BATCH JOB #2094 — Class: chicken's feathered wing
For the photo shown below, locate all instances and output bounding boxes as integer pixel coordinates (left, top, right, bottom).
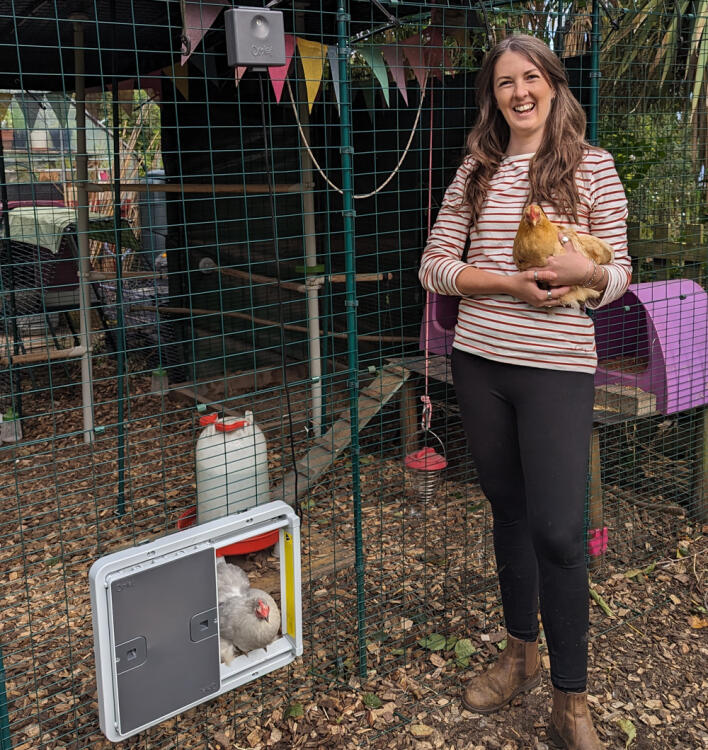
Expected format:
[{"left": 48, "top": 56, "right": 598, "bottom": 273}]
[{"left": 216, "top": 559, "right": 250, "bottom": 605}]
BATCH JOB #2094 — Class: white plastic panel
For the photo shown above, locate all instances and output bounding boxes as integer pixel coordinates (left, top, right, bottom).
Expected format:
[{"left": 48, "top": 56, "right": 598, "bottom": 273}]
[{"left": 89, "top": 500, "right": 302, "bottom": 742}]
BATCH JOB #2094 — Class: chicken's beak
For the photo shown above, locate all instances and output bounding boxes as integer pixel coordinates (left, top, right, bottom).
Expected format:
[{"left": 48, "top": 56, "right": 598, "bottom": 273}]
[
  {"left": 525, "top": 205, "right": 540, "bottom": 225},
  {"left": 256, "top": 600, "right": 270, "bottom": 621}
]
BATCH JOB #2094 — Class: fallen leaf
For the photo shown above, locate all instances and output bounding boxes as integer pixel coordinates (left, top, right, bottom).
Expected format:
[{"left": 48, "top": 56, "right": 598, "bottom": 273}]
[
  {"left": 688, "top": 615, "right": 708, "bottom": 629},
  {"left": 616, "top": 717, "right": 636, "bottom": 748},
  {"left": 362, "top": 692, "right": 382, "bottom": 709},
  {"left": 417, "top": 633, "right": 447, "bottom": 651},
  {"left": 285, "top": 703, "right": 304, "bottom": 719},
  {"left": 454, "top": 638, "right": 476, "bottom": 659}
]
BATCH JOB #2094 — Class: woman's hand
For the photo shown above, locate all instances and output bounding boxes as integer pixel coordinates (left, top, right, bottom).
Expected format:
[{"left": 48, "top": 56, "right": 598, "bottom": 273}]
[
  {"left": 507, "top": 269, "right": 572, "bottom": 308},
  {"left": 527, "top": 232, "right": 593, "bottom": 287}
]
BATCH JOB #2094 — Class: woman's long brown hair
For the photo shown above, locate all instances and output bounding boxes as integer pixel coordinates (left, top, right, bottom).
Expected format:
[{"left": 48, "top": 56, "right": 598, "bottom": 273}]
[{"left": 464, "top": 35, "right": 592, "bottom": 225}]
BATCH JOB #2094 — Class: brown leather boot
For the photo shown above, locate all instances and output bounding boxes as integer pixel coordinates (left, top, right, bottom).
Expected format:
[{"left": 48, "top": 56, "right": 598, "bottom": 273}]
[
  {"left": 461, "top": 633, "right": 541, "bottom": 713},
  {"left": 548, "top": 687, "right": 605, "bottom": 749}
]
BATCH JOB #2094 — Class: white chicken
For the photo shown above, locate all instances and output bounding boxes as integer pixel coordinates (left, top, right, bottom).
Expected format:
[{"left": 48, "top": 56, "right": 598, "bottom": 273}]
[
  {"left": 216, "top": 557, "right": 250, "bottom": 603},
  {"left": 216, "top": 560, "right": 281, "bottom": 665}
]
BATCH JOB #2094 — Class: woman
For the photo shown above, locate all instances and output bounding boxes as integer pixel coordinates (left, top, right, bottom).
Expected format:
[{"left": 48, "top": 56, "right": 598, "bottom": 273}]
[{"left": 419, "top": 35, "right": 631, "bottom": 749}]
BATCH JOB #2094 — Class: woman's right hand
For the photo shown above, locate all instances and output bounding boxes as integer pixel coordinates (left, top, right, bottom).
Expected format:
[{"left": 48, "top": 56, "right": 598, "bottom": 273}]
[{"left": 507, "top": 269, "right": 572, "bottom": 309}]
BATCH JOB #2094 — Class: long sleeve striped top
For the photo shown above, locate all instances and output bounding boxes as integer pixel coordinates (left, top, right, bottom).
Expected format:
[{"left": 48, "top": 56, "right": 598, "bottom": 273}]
[{"left": 419, "top": 149, "right": 631, "bottom": 374}]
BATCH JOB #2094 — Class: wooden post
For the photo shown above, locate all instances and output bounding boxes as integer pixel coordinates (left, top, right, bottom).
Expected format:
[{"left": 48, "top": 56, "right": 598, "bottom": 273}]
[
  {"left": 692, "top": 406, "right": 708, "bottom": 523},
  {"left": 400, "top": 378, "right": 418, "bottom": 455},
  {"left": 588, "top": 426, "right": 604, "bottom": 570}
]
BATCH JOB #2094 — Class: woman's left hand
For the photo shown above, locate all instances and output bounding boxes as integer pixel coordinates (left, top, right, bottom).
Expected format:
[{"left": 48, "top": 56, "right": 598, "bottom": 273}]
[{"left": 528, "top": 232, "right": 592, "bottom": 287}]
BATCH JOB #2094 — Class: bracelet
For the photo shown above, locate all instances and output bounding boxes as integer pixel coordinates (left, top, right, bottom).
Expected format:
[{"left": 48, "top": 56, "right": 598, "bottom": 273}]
[
  {"left": 580, "top": 259, "right": 596, "bottom": 287},
  {"left": 583, "top": 260, "right": 600, "bottom": 288}
]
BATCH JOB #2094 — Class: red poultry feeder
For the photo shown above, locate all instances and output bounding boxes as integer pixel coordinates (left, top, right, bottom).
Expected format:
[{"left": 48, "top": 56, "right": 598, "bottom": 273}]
[{"left": 405, "top": 444, "right": 448, "bottom": 503}]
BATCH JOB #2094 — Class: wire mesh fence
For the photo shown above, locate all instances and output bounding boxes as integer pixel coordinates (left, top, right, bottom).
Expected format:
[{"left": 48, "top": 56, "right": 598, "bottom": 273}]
[{"left": 0, "top": 0, "right": 706, "bottom": 747}]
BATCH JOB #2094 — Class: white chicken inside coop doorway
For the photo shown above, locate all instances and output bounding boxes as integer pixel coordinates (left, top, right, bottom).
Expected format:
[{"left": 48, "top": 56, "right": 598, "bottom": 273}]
[{"left": 89, "top": 501, "right": 302, "bottom": 743}]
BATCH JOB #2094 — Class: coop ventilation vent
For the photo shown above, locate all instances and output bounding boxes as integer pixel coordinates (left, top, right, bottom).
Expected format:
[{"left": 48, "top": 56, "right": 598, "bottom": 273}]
[{"left": 89, "top": 501, "right": 302, "bottom": 743}]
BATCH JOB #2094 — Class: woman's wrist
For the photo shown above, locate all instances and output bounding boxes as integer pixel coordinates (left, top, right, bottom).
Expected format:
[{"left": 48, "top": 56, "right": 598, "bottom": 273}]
[{"left": 454, "top": 265, "right": 515, "bottom": 296}]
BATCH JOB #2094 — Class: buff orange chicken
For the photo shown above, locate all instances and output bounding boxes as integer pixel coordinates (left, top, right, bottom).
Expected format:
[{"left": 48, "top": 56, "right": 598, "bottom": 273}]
[{"left": 512, "top": 204, "right": 613, "bottom": 308}]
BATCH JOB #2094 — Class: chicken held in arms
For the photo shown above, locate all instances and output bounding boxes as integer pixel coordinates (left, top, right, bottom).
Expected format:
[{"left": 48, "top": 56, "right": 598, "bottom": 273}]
[
  {"left": 513, "top": 204, "right": 614, "bottom": 309},
  {"left": 217, "top": 560, "right": 281, "bottom": 665}
]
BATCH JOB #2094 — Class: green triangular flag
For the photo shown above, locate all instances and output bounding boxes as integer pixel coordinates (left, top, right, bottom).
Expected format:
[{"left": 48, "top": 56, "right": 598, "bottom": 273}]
[{"left": 357, "top": 45, "right": 390, "bottom": 107}]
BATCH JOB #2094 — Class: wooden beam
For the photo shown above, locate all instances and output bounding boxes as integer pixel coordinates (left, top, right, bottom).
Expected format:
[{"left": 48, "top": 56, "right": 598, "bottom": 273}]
[
  {"left": 149, "top": 305, "right": 419, "bottom": 343},
  {"left": 84, "top": 182, "right": 305, "bottom": 195},
  {"left": 593, "top": 384, "right": 657, "bottom": 417},
  {"left": 1, "top": 345, "right": 86, "bottom": 366},
  {"left": 692, "top": 406, "right": 708, "bottom": 523}
]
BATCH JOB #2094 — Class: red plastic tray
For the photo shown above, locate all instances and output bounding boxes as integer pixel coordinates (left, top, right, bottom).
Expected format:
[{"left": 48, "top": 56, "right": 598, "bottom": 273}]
[{"left": 176, "top": 506, "right": 279, "bottom": 556}]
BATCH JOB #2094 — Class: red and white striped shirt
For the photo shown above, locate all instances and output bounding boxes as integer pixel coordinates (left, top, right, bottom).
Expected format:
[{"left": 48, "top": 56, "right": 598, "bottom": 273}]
[{"left": 419, "top": 149, "right": 631, "bottom": 374}]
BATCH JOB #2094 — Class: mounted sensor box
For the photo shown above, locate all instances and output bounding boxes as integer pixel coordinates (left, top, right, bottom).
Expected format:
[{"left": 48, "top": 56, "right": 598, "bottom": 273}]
[
  {"left": 225, "top": 7, "right": 286, "bottom": 68},
  {"left": 89, "top": 501, "right": 301, "bottom": 743}
]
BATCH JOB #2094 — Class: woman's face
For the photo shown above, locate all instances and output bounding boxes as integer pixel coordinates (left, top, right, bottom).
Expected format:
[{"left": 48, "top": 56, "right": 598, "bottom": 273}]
[{"left": 492, "top": 50, "right": 555, "bottom": 150}]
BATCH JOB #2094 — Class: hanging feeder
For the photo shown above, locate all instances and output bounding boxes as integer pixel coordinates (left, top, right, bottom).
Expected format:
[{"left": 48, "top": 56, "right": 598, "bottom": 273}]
[{"left": 404, "top": 436, "right": 447, "bottom": 504}]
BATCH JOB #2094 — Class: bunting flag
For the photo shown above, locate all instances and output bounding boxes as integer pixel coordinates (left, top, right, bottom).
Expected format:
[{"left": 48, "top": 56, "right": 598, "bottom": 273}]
[
  {"left": 163, "top": 64, "right": 189, "bottom": 100},
  {"left": 16, "top": 97, "right": 42, "bottom": 132},
  {"left": 356, "top": 45, "right": 389, "bottom": 107},
  {"left": 0, "top": 92, "right": 13, "bottom": 124},
  {"left": 181, "top": 0, "right": 230, "bottom": 66},
  {"left": 381, "top": 44, "right": 408, "bottom": 105},
  {"left": 189, "top": 49, "right": 220, "bottom": 83},
  {"left": 45, "top": 93, "right": 70, "bottom": 128},
  {"left": 296, "top": 37, "right": 327, "bottom": 113},
  {"left": 400, "top": 34, "right": 428, "bottom": 90},
  {"left": 268, "top": 34, "right": 296, "bottom": 104},
  {"left": 234, "top": 66, "right": 247, "bottom": 88},
  {"left": 139, "top": 73, "right": 163, "bottom": 100},
  {"left": 326, "top": 45, "right": 340, "bottom": 115}
]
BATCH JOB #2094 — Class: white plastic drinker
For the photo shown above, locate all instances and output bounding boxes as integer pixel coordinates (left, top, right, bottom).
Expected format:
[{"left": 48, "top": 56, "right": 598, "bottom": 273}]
[{"left": 196, "top": 410, "right": 271, "bottom": 524}]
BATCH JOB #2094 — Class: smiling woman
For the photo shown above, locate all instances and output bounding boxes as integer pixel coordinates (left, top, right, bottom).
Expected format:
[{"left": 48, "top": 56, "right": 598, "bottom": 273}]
[{"left": 419, "top": 34, "right": 631, "bottom": 750}]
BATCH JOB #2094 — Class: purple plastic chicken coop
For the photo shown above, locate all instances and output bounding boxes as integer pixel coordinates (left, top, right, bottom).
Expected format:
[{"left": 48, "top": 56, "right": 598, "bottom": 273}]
[
  {"left": 593, "top": 280, "right": 708, "bottom": 415},
  {"left": 419, "top": 292, "right": 458, "bottom": 356},
  {"left": 420, "top": 281, "right": 708, "bottom": 416}
]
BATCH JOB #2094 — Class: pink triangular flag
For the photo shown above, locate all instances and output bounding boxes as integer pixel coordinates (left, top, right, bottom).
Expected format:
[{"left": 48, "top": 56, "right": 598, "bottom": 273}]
[
  {"left": 401, "top": 34, "right": 427, "bottom": 90},
  {"left": 382, "top": 44, "right": 408, "bottom": 105},
  {"left": 268, "top": 34, "right": 296, "bottom": 103},
  {"left": 234, "top": 66, "right": 247, "bottom": 88},
  {"left": 181, "top": 0, "right": 230, "bottom": 66}
]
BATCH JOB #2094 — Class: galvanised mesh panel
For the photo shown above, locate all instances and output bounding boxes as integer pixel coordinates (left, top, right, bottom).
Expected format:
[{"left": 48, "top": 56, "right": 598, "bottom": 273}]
[{"left": 0, "top": 0, "right": 705, "bottom": 747}]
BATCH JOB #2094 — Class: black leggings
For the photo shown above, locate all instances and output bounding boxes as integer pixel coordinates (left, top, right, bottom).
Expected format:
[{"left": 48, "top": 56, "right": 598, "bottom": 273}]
[{"left": 451, "top": 348, "right": 594, "bottom": 692}]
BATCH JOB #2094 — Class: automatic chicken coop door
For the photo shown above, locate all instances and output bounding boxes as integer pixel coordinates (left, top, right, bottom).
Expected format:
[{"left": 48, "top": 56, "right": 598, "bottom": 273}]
[{"left": 89, "top": 501, "right": 302, "bottom": 742}]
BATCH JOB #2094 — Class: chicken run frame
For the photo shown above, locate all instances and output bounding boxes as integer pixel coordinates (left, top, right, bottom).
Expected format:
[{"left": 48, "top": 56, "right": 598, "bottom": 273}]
[{"left": 0, "top": 0, "right": 707, "bottom": 747}]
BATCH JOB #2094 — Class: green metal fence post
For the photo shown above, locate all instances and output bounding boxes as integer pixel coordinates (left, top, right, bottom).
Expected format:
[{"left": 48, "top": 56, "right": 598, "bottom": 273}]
[
  {"left": 0, "top": 646, "right": 11, "bottom": 750},
  {"left": 589, "top": 0, "right": 600, "bottom": 145},
  {"left": 337, "top": 0, "right": 367, "bottom": 679}
]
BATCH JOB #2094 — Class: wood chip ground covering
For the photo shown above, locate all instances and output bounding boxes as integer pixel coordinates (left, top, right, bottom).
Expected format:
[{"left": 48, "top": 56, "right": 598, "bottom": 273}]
[{"left": 0, "top": 361, "right": 705, "bottom": 749}]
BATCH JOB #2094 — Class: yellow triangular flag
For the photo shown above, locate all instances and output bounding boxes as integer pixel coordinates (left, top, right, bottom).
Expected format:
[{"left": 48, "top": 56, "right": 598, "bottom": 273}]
[
  {"left": 162, "top": 64, "right": 189, "bottom": 101},
  {"left": 296, "top": 37, "right": 327, "bottom": 113},
  {"left": 0, "top": 92, "right": 12, "bottom": 124}
]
